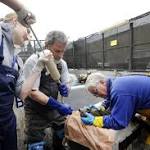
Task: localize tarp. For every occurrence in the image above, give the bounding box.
[65,111,116,150]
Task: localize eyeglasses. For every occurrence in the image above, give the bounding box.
[46,45,65,53]
[52,49,65,54]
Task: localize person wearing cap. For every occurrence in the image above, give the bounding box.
[23,31,73,150]
[81,72,150,144]
[0,12,52,150]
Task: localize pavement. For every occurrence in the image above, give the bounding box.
[63,85,101,110]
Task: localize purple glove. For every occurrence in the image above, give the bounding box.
[47,97,73,115]
[58,83,69,97]
[59,103,73,115]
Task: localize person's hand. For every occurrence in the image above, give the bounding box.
[47,97,73,115]
[58,103,73,115]
[16,8,36,27]
[81,113,95,125]
[81,112,103,127]
[89,105,106,116]
[58,83,69,97]
[32,50,53,73]
[99,105,105,112]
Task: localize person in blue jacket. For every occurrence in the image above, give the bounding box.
[81,72,150,131]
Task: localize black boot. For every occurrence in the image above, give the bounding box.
[53,135,66,150]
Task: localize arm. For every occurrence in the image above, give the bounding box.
[29,90,72,115]
[103,94,136,129]
[19,53,72,115]
[29,90,49,105]
[19,71,41,101]
[81,95,136,130]
[0,0,23,11]
[18,54,40,101]
[19,51,52,100]
[0,0,36,27]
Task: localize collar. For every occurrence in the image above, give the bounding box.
[54,59,61,64]
[105,78,112,100]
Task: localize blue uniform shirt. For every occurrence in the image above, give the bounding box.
[103,75,150,130]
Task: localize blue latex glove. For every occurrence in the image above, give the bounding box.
[58,83,69,97]
[81,112,95,125]
[47,97,73,115]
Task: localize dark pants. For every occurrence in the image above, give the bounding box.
[0,117,17,150]
[24,107,66,150]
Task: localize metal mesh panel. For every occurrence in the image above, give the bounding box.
[133,24,150,70]
[73,39,86,68]
[86,34,103,68]
[16,12,150,71]
[104,31,130,70]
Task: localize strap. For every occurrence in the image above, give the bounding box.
[0,34,4,64]
[11,55,21,71]
[11,55,17,68]
[7,82,24,108]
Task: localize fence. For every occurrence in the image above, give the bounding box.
[64,12,150,71]
[19,12,150,71]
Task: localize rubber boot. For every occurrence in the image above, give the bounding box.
[28,141,45,150]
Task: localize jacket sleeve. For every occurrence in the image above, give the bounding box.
[103,94,136,130]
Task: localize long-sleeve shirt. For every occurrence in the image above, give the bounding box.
[102,75,150,130]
